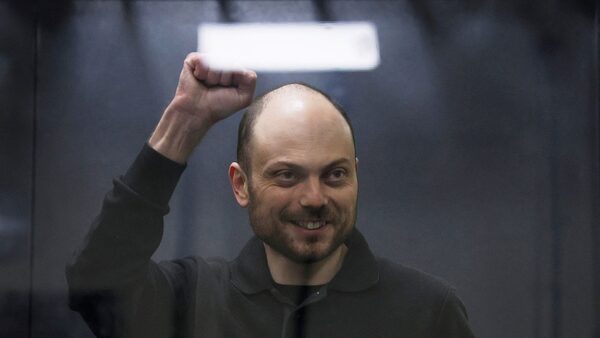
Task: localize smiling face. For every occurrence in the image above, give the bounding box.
[230,87,358,263]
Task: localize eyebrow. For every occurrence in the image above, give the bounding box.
[265,158,353,172]
[322,158,353,170]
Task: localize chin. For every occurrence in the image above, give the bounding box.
[269,234,345,264]
[289,248,332,264]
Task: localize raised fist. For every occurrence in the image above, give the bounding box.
[149,53,257,163]
[172,53,257,125]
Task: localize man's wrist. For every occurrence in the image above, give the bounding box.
[148,105,212,164]
[148,133,196,164]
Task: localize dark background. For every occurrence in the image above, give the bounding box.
[0,0,598,337]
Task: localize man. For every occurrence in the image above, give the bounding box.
[67,53,475,338]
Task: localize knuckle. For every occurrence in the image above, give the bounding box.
[184,52,201,65]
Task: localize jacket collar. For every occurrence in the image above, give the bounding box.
[328,229,380,292]
[229,228,379,294]
[229,235,273,294]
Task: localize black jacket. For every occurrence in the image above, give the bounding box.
[66,144,475,338]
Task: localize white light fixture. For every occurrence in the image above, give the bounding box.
[198,22,380,72]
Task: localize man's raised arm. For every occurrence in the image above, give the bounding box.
[66,53,256,337]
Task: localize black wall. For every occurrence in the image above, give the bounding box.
[1,1,598,337]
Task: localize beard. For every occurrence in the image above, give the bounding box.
[247,188,357,264]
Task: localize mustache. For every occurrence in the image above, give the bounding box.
[280,206,337,222]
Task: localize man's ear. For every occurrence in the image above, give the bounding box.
[229,162,249,208]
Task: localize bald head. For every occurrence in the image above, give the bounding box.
[236,83,355,172]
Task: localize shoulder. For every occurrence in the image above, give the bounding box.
[376,257,453,296]
[373,258,457,318]
[374,258,474,337]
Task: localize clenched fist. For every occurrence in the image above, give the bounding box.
[149,53,257,163]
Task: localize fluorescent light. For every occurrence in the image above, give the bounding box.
[198,22,380,72]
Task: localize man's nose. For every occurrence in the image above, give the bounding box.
[299,177,328,208]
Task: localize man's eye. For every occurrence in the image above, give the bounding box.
[326,169,347,181]
[276,171,296,181]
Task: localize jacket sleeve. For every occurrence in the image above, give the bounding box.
[66,144,188,338]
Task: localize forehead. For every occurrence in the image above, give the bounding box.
[250,90,354,168]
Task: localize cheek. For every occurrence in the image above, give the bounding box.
[331,187,358,205]
[251,188,295,214]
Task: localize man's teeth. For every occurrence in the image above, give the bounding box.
[297,221,325,229]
